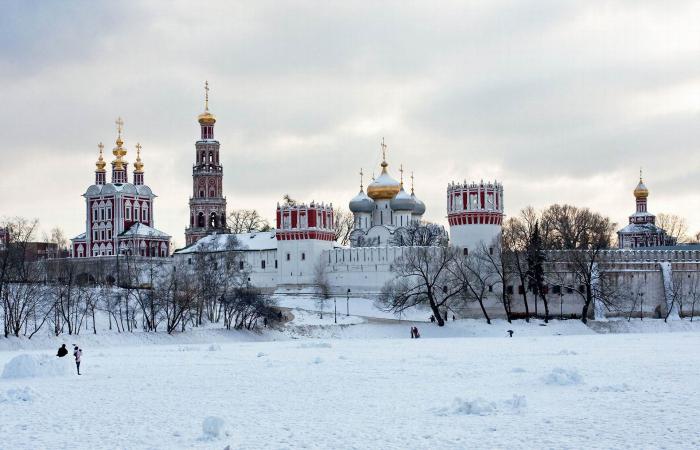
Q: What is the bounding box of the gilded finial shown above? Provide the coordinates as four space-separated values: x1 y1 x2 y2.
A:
639 167 643 182
116 117 124 139
399 164 404 187
410 171 415 194
380 137 389 172
204 80 210 112
359 168 364 191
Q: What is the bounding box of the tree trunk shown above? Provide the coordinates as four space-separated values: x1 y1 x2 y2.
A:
541 294 549 323
477 299 491 324
428 295 445 326
502 292 511 323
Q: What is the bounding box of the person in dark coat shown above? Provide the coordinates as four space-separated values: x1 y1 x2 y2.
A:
430 315 435 323
56 344 68 358
414 327 420 338
507 330 514 338
410 327 415 338
263 317 268 328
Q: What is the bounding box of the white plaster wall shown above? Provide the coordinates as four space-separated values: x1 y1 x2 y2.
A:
449 224 501 252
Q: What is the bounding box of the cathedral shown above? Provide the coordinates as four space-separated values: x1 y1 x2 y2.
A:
70 119 171 258
348 139 426 247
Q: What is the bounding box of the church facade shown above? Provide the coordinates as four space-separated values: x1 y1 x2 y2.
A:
617 173 676 248
70 119 171 258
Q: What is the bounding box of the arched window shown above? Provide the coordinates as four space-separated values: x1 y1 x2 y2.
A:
197 212 205 228
220 213 226 227
142 203 149 223
190 214 194 226
200 190 205 198
210 212 218 228
201 151 205 163
134 203 140 222
125 201 132 220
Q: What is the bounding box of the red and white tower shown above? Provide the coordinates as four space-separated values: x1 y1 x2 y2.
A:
185 81 230 246
447 180 504 253
276 201 335 285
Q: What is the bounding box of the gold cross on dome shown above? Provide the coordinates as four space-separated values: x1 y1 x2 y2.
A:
399 164 404 184
410 171 415 192
380 137 387 162
205 80 210 111
359 168 364 190
115 117 124 138
98 142 104 154
135 142 142 155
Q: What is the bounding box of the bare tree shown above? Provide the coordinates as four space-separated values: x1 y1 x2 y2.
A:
657 213 689 243
687 273 700 322
227 209 271 234
333 208 354 246
502 217 531 321
542 204 618 323
450 248 496 324
393 221 448 247
379 246 461 326
476 237 512 322
313 259 331 319
282 194 298 206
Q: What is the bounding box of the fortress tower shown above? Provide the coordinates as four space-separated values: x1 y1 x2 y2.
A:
276 201 335 285
447 180 504 254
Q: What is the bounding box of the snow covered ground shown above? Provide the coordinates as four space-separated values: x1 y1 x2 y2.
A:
1 320 700 449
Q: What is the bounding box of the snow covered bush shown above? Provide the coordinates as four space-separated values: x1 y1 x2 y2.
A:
1 354 68 379
543 368 583 385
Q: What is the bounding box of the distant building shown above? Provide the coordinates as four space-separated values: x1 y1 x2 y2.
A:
617 173 676 248
70 118 171 258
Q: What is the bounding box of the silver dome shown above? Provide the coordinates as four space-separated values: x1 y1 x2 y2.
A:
390 187 416 211
411 192 426 215
349 190 374 213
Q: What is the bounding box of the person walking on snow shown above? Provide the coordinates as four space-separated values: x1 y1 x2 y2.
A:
56 344 68 358
73 345 82 375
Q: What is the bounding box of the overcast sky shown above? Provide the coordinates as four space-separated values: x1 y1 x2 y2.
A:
1 1 699 248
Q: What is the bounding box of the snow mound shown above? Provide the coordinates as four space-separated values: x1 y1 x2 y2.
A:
0 387 39 403
177 346 199 352
298 342 332 349
202 416 225 440
544 368 583 385
557 349 578 355
2 354 68 379
591 383 631 393
511 367 526 373
437 394 527 416
311 357 323 364
256 352 267 358
439 397 497 416
207 344 222 352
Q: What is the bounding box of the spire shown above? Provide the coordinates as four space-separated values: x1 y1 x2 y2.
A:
198 80 216 127
380 137 388 172
399 164 404 188
359 168 364 191
410 171 415 194
205 80 210 112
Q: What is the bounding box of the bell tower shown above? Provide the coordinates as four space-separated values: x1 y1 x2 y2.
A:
185 81 230 246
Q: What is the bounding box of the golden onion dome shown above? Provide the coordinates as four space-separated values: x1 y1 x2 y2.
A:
634 179 649 198
198 110 216 125
133 143 144 173
95 143 106 172
366 162 401 200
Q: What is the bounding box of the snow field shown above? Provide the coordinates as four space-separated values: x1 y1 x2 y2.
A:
1 332 699 449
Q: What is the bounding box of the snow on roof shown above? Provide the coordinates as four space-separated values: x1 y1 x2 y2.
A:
174 231 277 254
84 183 155 197
71 232 86 241
120 223 171 238
618 223 664 234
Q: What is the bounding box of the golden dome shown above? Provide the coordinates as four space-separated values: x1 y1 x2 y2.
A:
366 163 401 200
95 143 106 172
634 179 649 198
133 143 144 173
198 110 216 125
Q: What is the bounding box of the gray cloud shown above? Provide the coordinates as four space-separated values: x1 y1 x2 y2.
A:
1 1 699 246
